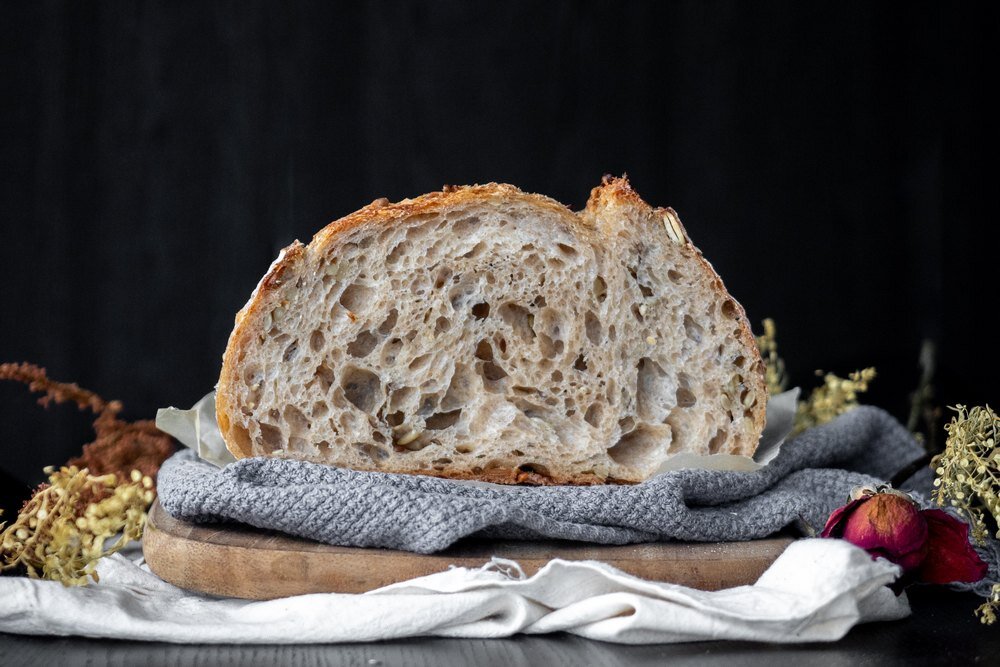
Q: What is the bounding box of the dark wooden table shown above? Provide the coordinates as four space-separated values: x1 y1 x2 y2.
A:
0 587 994 666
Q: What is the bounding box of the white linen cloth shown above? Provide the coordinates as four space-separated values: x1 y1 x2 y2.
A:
0 538 908 644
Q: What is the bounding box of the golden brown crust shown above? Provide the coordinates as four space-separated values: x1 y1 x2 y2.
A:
217 176 767 478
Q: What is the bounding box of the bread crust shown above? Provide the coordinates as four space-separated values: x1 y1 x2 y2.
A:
217 176 766 483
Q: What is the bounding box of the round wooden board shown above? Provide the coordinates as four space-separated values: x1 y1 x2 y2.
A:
143 500 794 600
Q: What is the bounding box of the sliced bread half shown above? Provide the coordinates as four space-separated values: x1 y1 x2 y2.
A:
216 176 767 484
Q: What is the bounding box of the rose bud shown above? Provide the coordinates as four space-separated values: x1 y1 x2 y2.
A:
822 485 988 588
821 487 928 573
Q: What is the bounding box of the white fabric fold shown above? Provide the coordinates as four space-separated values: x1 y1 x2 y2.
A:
0 538 908 644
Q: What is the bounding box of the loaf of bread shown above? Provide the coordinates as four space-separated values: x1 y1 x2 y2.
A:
216 176 767 484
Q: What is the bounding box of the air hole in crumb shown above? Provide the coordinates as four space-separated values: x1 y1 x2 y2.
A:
585 311 601 344
475 340 493 361
386 410 405 427
734 355 747 368
425 409 462 430
388 386 416 412
683 314 704 343
667 269 683 283
497 337 508 354
433 267 453 289
282 340 299 362
638 284 653 298
456 444 474 454
721 299 739 320
243 365 262 386
314 363 335 392
619 416 635 433
538 333 563 359
518 463 551 477
354 442 389 461
551 370 563 383
471 302 490 319
312 402 329 419
498 303 535 341
631 304 644 323
372 431 386 444
317 440 331 454
381 338 404 365
461 241 487 259
347 331 378 357
513 385 536 395
340 283 373 312
482 361 508 381
409 354 432 371
434 316 452 335
584 403 602 427
308 330 325 353
532 295 547 308
607 425 668 467
378 309 398 334
512 398 545 419
417 394 440 416
341 367 383 414
259 423 284 450
593 276 608 302
574 354 588 372
386 243 406 264
283 405 310 433
676 387 697 408
608 325 617 342
556 243 578 256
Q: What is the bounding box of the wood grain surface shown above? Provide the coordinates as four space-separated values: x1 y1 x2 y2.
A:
143 500 793 599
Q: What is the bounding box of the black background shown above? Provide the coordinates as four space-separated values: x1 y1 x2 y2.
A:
1 2 997 514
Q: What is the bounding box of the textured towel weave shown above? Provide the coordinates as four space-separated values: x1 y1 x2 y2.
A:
157 406 924 554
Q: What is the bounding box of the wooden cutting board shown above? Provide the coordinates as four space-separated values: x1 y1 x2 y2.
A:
143 500 793 600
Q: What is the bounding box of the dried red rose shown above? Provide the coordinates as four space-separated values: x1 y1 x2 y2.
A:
821 486 987 588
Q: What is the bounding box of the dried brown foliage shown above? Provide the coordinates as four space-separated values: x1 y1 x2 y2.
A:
0 362 175 485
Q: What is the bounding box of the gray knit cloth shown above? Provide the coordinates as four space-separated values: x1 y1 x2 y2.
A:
155 406 937 554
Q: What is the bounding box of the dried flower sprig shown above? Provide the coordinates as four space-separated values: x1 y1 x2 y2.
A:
978 585 1000 625
794 368 877 435
933 405 1000 542
0 362 175 585
755 318 787 395
931 405 1000 624
755 320 875 434
0 466 153 585
0 362 174 484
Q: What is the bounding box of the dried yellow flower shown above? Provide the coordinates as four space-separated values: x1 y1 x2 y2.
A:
755 318 787 395
0 465 152 586
933 405 1000 544
932 405 1000 625
793 368 877 435
978 584 1000 625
